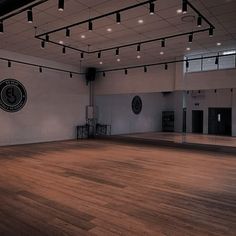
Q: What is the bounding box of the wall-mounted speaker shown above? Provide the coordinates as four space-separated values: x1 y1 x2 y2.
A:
85 67 97 85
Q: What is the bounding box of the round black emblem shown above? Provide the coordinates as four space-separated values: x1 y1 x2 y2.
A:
132 96 142 115
0 79 27 112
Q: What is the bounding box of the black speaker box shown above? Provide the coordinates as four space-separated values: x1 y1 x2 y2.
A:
85 67 97 84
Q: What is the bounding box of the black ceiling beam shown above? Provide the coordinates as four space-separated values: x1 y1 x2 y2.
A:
186 0 215 29
0 56 84 75
97 53 236 73
0 0 48 21
35 0 215 56
90 28 210 54
35 0 157 38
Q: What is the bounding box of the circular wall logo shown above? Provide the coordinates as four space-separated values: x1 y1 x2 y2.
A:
0 79 27 112
132 96 142 115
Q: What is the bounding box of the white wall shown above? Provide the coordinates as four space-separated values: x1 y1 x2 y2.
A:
94 60 236 137
95 91 183 135
95 64 176 95
0 50 89 146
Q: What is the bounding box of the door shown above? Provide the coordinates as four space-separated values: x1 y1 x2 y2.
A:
192 110 203 134
208 108 232 136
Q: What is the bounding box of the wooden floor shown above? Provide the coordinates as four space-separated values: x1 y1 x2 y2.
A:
123 132 236 147
0 139 236 236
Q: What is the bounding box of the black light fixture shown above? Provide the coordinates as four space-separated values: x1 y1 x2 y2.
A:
116 12 121 24
98 51 101 58
88 21 93 31
45 34 49 42
209 27 214 37
41 40 45 49
149 2 155 15
125 69 128 75
161 39 165 48
8 60 11 68
116 48 120 56
81 52 84 59
70 72 73 78
197 15 202 27
58 0 64 11
103 71 106 77
137 44 141 52
182 0 187 14
66 28 70 37
165 63 168 70
0 21 3 33
186 60 189 68
144 66 147 73
215 55 219 65
27 8 33 23
39 66 42 73
62 46 66 54
188 33 193 43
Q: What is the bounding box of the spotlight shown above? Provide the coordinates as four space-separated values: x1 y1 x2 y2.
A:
27 8 33 23
103 71 106 77
137 44 141 52
70 72 73 78
125 69 128 75
88 21 93 31
144 66 147 73
66 28 70 37
58 0 64 11
188 33 193 43
116 48 119 56
182 0 187 14
41 40 45 49
46 34 49 42
81 52 84 59
149 2 155 15
186 60 189 68
116 12 121 24
0 21 3 33
215 56 219 65
161 39 165 48
98 51 101 58
8 60 11 68
165 63 168 70
39 67 42 73
62 46 66 54
209 27 214 37
197 16 202 27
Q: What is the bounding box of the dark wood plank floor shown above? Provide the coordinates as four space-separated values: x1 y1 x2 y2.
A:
0 139 236 236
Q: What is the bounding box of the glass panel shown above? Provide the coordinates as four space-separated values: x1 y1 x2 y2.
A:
202 53 218 71
219 54 235 69
187 56 202 72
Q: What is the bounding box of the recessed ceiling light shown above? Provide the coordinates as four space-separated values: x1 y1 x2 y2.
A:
59 40 64 44
186 47 191 51
138 19 144 24
107 28 112 32
160 51 164 55
177 9 182 14
117 58 120 62
217 42 221 46
99 61 103 65
81 35 86 39
137 55 141 59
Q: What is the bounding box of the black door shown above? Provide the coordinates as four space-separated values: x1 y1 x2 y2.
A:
183 108 186 133
192 110 203 134
208 108 232 136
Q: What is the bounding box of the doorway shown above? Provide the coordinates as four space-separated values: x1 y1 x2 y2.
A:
208 108 232 136
192 110 203 134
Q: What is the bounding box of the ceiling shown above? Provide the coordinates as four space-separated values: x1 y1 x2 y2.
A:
0 0 236 70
